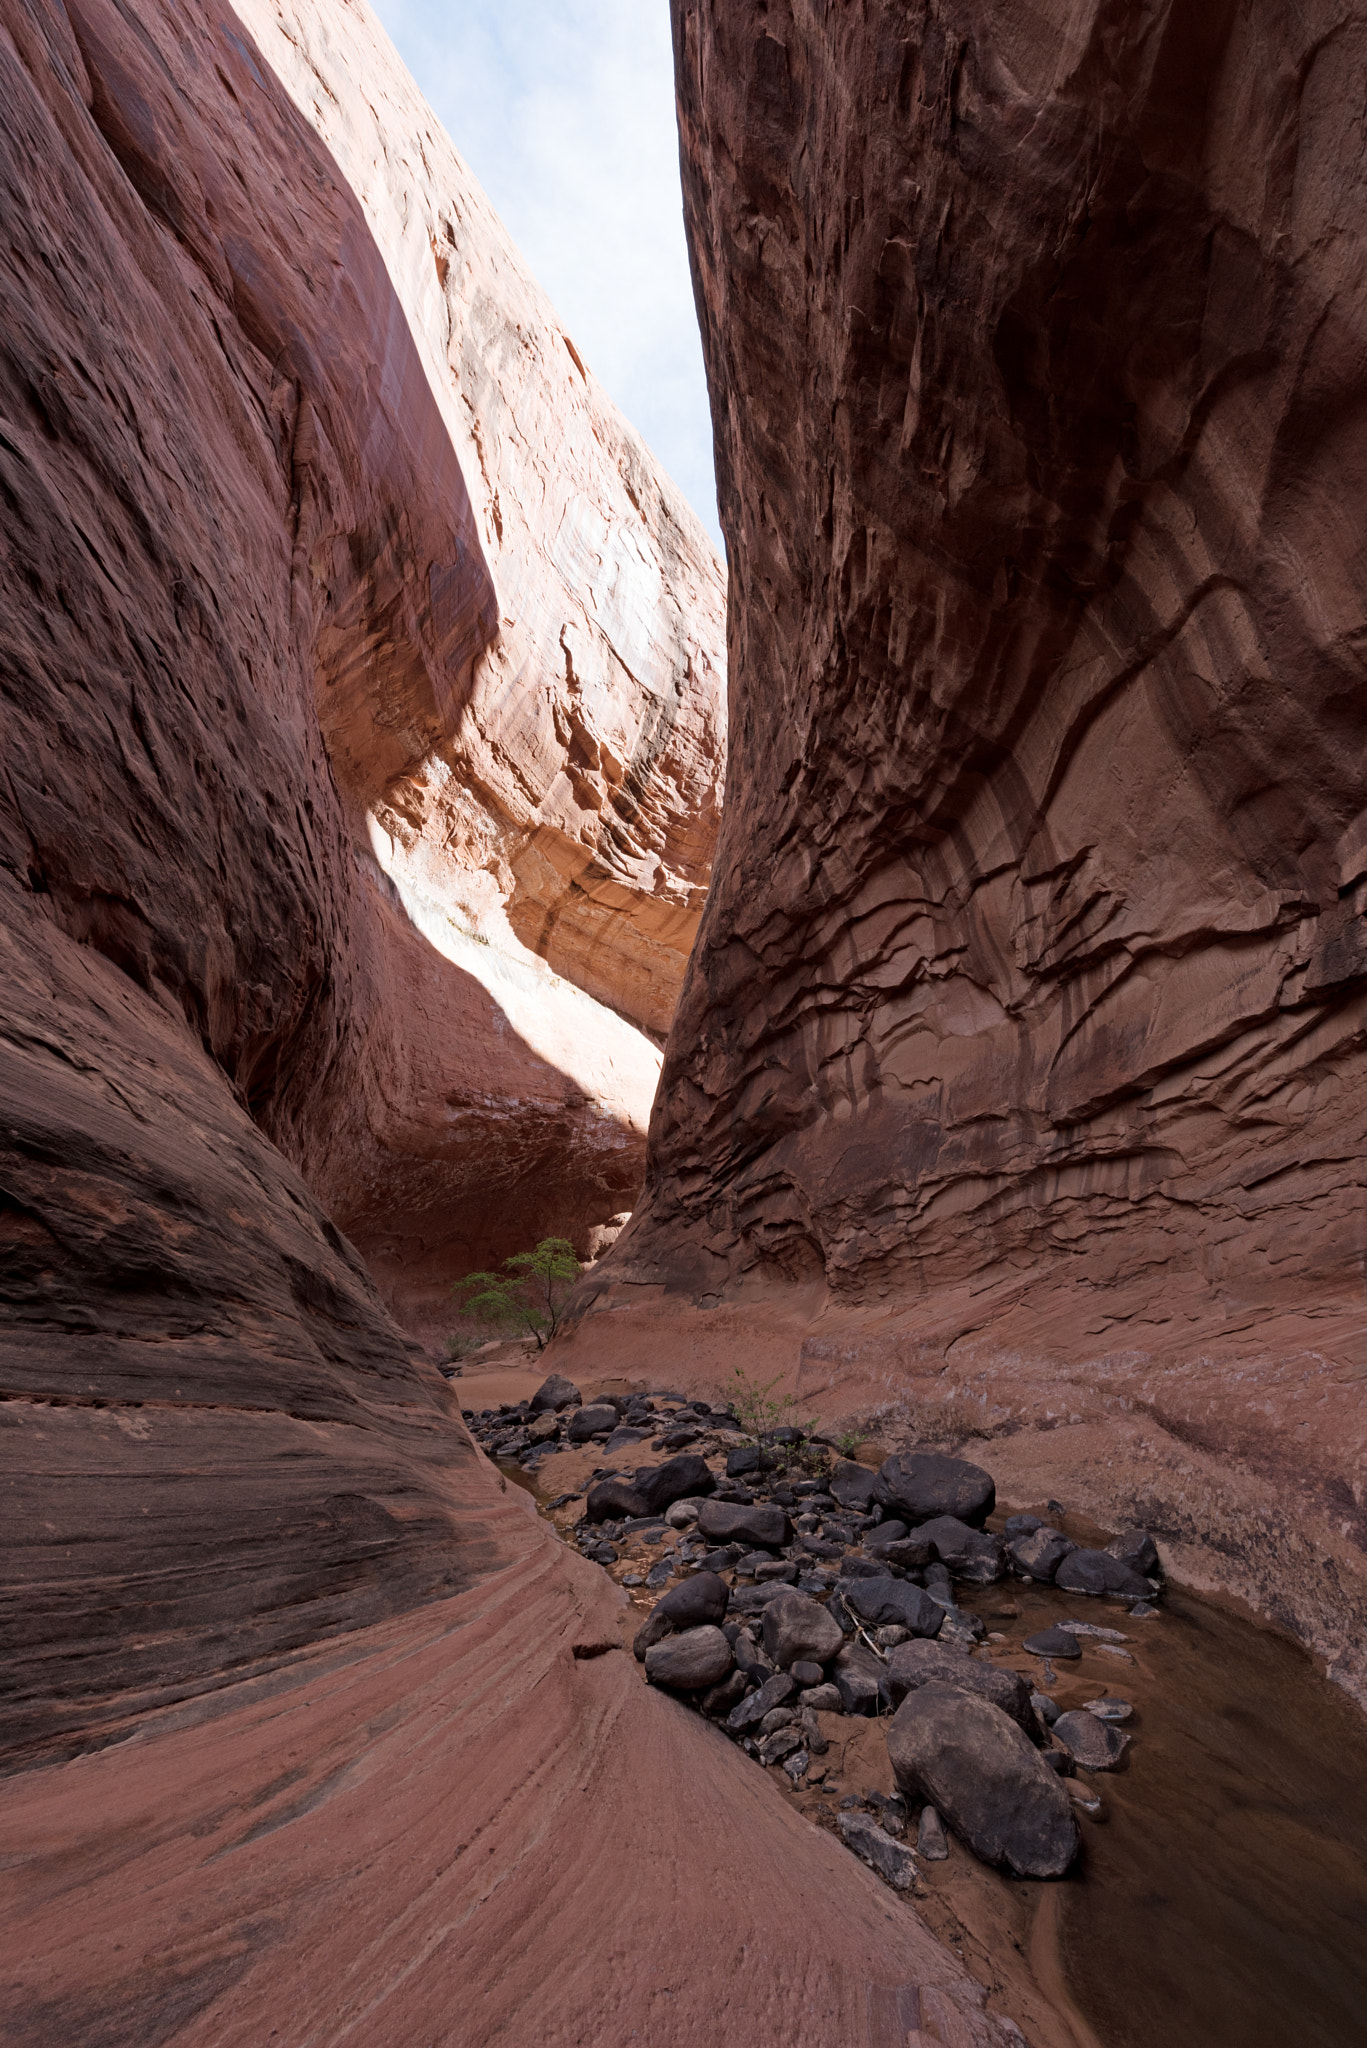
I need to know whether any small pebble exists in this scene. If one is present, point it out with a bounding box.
[917,1806,949,1860]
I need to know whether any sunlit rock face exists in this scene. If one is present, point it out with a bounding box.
[238,0,726,1334]
[572,1,1367,1694]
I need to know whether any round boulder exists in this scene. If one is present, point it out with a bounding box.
[585,1478,651,1523]
[645,1625,734,1691]
[635,1455,717,1515]
[874,1452,996,1528]
[884,1638,1038,1736]
[841,1575,944,1637]
[1007,1524,1076,1582]
[1055,1548,1152,1599]
[696,1499,790,1549]
[886,1681,1080,1878]
[567,1402,619,1442]
[916,1514,1006,1584]
[760,1589,844,1671]
[1053,1709,1130,1770]
[1106,1528,1160,1576]
[828,1459,878,1512]
[529,1373,581,1414]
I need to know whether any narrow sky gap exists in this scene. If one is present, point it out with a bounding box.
[369,0,724,553]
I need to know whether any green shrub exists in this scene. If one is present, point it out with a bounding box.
[725,1364,819,1464]
[449,1237,581,1351]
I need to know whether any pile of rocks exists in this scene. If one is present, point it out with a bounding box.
[461,1377,745,1472]
[465,1377,1161,1884]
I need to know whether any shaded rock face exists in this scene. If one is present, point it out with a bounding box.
[0,0,720,1750]
[565,0,1367,1692]
[649,0,1367,1295]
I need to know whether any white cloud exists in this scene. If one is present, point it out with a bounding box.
[367,0,722,552]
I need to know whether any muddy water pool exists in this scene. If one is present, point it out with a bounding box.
[505,1451,1367,2047]
[957,1573,1367,2048]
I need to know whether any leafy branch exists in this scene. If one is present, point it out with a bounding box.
[449,1237,581,1351]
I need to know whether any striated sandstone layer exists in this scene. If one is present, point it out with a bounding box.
[565,0,1367,1700]
[0,5,1019,2043]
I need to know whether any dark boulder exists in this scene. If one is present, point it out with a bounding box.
[567,1402,619,1442]
[841,1576,944,1637]
[1007,1525,1076,1582]
[884,1639,1038,1736]
[1003,1513,1042,1537]
[760,1590,844,1671]
[880,1538,933,1572]
[586,1478,651,1523]
[828,1459,878,1512]
[1023,1625,1082,1660]
[729,1583,795,1614]
[725,1443,770,1477]
[631,1570,730,1659]
[644,1625,733,1691]
[529,1373,581,1414]
[1056,1548,1153,1599]
[1107,1528,1160,1577]
[727,1671,798,1731]
[875,1452,995,1528]
[1053,1710,1130,1771]
[830,1642,891,1715]
[887,1682,1080,1878]
[700,1669,749,1719]
[696,1499,790,1549]
[634,1455,716,1515]
[916,1515,1006,1584]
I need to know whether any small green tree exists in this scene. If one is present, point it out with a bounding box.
[449,1237,581,1351]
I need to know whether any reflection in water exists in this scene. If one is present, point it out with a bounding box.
[1041,1586,1367,2048]
[501,1472,1367,2047]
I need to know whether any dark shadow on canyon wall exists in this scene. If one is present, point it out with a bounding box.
[0,0,640,1768]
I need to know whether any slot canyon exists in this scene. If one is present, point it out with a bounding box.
[3,3,1365,2046]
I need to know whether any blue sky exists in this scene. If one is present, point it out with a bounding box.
[369,0,722,552]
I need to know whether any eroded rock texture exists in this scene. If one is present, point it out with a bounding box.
[235,0,727,1328]
[572,0,1367,1695]
[0,0,724,1355]
[0,6,1017,2044]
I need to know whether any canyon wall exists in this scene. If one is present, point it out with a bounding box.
[233,0,727,1332]
[0,0,713,1765]
[564,0,1367,1699]
[0,7,1021,2043]
[0,0,724,1356]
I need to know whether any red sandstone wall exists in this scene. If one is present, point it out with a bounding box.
[0,0,721,1735]
[0,0,725,1359]
[567,0,1367,1696]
